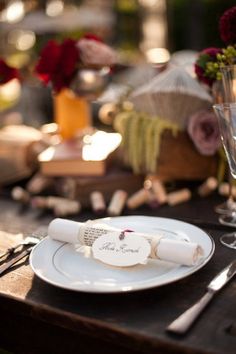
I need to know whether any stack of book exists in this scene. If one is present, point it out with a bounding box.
[38,130,122,177]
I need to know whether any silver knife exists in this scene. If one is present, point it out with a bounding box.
[166,260,236,335]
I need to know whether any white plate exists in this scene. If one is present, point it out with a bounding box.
[30,216,215,293]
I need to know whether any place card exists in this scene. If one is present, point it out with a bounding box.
[92,231,151,267]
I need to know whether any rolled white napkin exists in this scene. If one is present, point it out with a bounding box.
[48,218,204,266]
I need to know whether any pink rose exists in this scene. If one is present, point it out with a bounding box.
[187,110,221,155]
[77,39,117,66]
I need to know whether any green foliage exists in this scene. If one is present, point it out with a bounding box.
[197,53,211,69]
[217,45,236,65]
[114,109,179,174]
[199,45,236,82]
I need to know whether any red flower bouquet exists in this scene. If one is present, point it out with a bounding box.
[35,34,117,93]
[195,6,236,87]
[0,59,19,85]
[219,6,236,45]
[194,47,222,87]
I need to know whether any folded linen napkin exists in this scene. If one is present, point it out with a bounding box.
[48,218,204,266]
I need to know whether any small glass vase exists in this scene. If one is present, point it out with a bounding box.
[53,89,92,140]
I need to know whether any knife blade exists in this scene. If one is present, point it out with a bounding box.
[166,260,236,335]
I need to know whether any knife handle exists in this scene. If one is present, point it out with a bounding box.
[166,291,214,335]
[0,248,31,275]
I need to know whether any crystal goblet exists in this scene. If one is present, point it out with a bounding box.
[215,65,236,217]
[213,103,236,249]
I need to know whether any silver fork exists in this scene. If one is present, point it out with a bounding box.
[0,226,48,276]
[0,226,47,260]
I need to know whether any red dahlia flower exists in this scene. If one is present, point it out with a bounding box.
[219,6,236,45]
[35,40,61,85]
[82,33,102,42]
[35,35,116,93]
[35,39,79,93]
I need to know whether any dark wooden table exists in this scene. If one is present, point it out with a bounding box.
[0,191,235,354]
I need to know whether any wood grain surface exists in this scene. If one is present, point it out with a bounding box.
[0,193,235,354]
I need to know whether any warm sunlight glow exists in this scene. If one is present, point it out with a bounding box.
[14,30,36,51]
[233,80,236,98]
[82,71,97,85]
[145,47,170,64]
[139,0,162,9]
[142,17,166,49]
[82,131,122,161]
[0,79,21,101]
[2,0,25,23]
[46,0,64,17]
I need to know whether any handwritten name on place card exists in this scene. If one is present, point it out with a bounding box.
[92,232,151,267]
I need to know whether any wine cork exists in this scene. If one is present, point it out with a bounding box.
[167,188,191,206]
[218,182,236,198]
[26,173,53,194]
[150,179,167,204]
[53,201,81,217]
[31,196,81,215]
[198,177,218,197]
[90,191,106,214]
[31,196,58,209]
[11,186,30,204]
[143,179,162,209]
[107,190,128,216]
[31,196,47,208]
[148,192,161,209]
[126,188,149,209]
[218,182,229,196]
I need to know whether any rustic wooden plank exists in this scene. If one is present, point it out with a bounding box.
[157,131,219,181]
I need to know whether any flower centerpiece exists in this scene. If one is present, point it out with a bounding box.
[111,6,235,182]
[194,6,236,90]
[111,8,236,181]
[35,34,117,139]
[113,66,220,180]
[192,6,236,180]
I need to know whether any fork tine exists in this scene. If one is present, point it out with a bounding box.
[0,226,47,261]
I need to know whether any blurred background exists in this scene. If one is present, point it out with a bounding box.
[0,0,235,127]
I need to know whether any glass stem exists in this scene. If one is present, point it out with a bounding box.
[228,174,235,210]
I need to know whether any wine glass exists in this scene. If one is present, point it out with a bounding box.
[215,172,235,215]
[215,65,236,217]
[221,65,236,102]
[213,103,236,249]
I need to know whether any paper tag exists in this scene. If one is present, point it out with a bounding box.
[92,231,151,267]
